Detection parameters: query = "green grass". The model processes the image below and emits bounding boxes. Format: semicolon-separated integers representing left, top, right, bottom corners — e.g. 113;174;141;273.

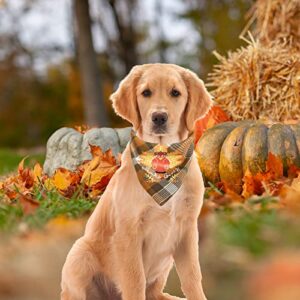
0;148;96;235
0;188;97;234
0;148;44;175
214;198;300;257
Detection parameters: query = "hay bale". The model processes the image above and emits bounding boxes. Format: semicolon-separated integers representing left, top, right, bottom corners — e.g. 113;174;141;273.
207;36;300;121
244;0;300;50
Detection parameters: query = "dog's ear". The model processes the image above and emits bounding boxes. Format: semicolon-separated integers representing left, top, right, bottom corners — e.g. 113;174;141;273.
110;66;143;130
180;68;213;132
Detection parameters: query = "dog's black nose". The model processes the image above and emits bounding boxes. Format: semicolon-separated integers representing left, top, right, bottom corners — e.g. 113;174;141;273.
152;112;168;126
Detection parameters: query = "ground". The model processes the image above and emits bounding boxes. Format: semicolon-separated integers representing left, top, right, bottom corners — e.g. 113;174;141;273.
0;149;300;300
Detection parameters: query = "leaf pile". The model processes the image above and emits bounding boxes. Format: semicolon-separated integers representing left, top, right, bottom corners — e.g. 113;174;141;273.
203;153;300;215
1;143;300;224
0;145;120;216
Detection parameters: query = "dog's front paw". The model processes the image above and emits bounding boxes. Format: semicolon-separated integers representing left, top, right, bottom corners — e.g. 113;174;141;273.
159;293;186;300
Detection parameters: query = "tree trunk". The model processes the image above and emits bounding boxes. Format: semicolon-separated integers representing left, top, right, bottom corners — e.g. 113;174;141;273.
107;0;139;74
74;0;108;126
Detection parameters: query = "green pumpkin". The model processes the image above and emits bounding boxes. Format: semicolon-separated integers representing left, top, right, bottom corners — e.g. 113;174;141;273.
196;121;300;193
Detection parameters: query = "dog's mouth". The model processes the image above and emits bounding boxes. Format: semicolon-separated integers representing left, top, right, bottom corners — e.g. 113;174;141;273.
151;125;167;135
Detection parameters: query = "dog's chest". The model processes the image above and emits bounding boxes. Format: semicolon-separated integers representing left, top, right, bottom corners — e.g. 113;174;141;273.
113;150;203;281
140;187;190;280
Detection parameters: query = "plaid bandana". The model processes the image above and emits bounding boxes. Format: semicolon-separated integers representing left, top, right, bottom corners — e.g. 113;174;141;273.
130;130;194;206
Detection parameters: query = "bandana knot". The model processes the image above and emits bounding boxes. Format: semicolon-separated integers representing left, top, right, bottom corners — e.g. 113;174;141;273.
130;131;194;206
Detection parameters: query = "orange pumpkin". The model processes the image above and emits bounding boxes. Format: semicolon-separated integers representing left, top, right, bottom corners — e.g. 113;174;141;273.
194;105;231;144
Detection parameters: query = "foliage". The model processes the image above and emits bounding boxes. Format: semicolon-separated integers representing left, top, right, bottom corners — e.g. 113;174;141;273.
214;198;300;256
0;145;120;234
0;63;72;147
0;0;260;148
202;195;300;300
0;144;119;201
1;139;300;236
194;105;231;144
0;189;95;233
179;0;253;76
202;153;300;238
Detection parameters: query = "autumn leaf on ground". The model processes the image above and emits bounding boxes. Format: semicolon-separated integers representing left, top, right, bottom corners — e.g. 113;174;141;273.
204;182;243;211
280;175;300;214
18;193;39;215
80;145;120;197
288;164;300;178
1;184;39;215
51;168;81;197
18;158;35;189
242;153;284;198
266;153;284;178
33;163;43;182
1;187;18;202
0;159;43;201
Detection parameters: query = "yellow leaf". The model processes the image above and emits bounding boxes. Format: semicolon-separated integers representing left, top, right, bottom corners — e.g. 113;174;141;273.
52;168;80;192
44;178;55;191
82;165;118;187
52;169;71;190
81;146;119;187
33;163;43;182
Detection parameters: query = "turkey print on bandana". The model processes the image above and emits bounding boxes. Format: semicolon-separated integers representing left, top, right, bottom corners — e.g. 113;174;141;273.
130;131;194;206
138;144;184;181
152;148;170;175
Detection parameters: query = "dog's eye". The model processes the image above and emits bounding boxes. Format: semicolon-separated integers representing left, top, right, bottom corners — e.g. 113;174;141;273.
142;89;152;97
170;89;181;97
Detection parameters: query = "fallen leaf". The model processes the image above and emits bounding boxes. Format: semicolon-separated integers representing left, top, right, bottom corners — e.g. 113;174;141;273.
18;158;35;189
81;146;119;188
242;153;284;198
52;168;81;192
33;163;43;182
280;175;300;213
18;193;39;215
288;164;300;178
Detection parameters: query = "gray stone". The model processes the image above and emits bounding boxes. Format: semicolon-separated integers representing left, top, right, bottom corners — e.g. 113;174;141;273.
115;127;132;150
43;127;132;176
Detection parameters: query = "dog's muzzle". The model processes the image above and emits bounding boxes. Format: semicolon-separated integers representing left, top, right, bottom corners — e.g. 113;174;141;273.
151;112;168;133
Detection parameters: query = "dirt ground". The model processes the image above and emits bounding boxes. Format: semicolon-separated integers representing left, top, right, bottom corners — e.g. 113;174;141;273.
1;214;300;300
0;217;185;300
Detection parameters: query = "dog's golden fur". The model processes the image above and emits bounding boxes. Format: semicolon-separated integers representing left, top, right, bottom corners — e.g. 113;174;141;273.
61;64;212;300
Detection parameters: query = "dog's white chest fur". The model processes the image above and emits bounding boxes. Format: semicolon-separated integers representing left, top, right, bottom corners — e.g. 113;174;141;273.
141;188;187;283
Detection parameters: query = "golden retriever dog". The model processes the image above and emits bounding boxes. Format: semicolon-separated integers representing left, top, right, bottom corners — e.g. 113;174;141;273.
61;63;212;300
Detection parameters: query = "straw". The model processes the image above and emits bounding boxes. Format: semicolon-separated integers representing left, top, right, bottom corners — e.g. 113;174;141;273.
207;0;300;122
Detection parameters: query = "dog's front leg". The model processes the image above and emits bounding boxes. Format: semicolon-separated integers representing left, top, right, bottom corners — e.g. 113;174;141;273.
113;224;146;300
173;221;207;300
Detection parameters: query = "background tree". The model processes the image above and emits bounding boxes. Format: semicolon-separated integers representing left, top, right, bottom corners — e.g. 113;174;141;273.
0;0;254;147
74;0;108;127
180;0;252;77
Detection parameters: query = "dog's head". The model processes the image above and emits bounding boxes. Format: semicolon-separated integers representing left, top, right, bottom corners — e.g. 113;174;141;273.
110;64;212;137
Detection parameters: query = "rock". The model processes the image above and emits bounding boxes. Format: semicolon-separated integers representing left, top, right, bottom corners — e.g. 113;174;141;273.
116;127;132;150
43;127;132;176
